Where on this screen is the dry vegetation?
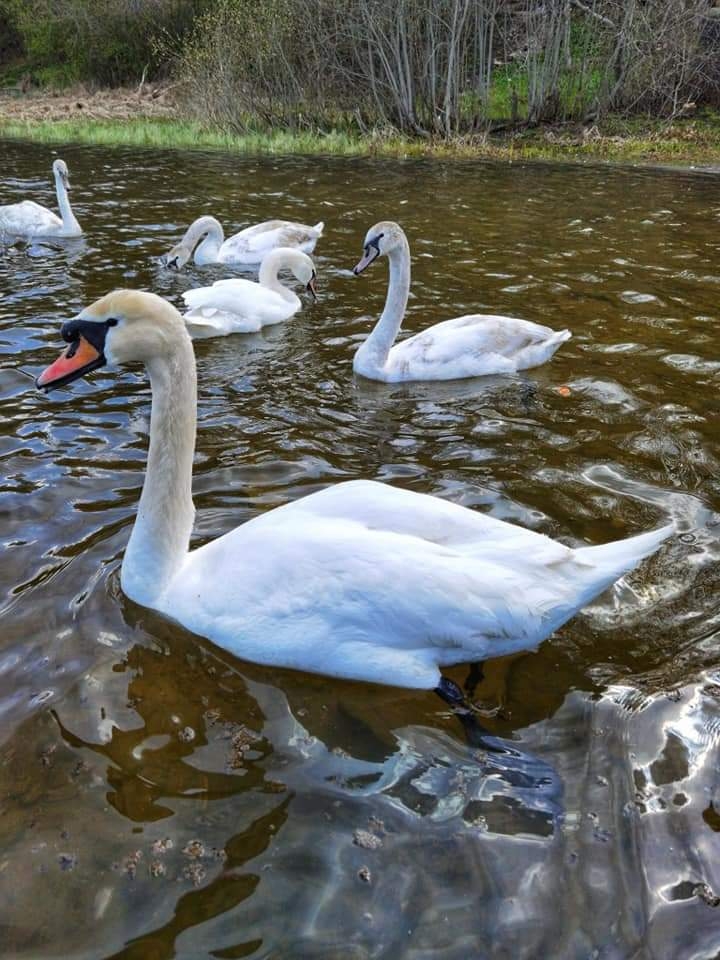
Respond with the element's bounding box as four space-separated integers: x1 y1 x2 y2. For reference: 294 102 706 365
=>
1 0 720 160
171 0 720 136
0 84 177 122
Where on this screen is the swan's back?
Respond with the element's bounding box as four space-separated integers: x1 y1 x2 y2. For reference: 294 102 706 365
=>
181 277 296 334
222 219 324 262
387 314 571 381
0 200 62 237
161 479 672 688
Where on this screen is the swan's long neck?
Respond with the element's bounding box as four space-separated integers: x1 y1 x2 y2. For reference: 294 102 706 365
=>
186 216 224 265
121 332 197 606
259 249 300 303
355 236 411 375
54 172 80 235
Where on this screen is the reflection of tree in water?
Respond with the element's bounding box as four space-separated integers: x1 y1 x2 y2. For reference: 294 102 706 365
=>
54 637 276 823
102 799 290 960
51 635 295 960
44 622 566 959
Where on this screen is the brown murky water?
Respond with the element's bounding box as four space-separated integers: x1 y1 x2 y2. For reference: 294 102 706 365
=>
1 139 720 959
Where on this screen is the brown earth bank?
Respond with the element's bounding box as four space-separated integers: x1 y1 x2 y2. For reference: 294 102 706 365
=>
2 84 720 168
0 83 178 122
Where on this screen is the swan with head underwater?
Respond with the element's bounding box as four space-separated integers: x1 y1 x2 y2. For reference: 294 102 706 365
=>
352 221 570 382
0 159 82 239
180 247 318 338
163 215 324 269
36 290 673 707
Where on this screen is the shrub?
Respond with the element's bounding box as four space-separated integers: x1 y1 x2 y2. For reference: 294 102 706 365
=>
0 0 205 87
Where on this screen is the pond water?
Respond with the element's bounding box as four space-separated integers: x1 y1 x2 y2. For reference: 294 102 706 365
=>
1 138 720 959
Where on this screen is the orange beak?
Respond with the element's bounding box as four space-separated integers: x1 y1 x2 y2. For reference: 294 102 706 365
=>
36 335 105 390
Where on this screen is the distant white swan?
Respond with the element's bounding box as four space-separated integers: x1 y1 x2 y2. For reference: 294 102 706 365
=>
163 215 324 268
0 159 82 239
181 248 317 338
353 221 570 382
36 290 673 698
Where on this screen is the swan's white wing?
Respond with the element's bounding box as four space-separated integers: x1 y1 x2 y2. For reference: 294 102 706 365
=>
220 220 323 263
386 314 571 381
161 480 670 689
182 310 262 337
182 278 296 334
0 201 63 238
165 514 555 689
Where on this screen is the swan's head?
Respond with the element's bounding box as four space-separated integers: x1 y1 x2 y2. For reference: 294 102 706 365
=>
36 290 188 391
353 221 405 274
288 250 318 300
162 242 192 270
162 217 221 270
52 159 70 191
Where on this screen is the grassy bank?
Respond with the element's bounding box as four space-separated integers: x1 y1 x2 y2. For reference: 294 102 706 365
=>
2 115 720 167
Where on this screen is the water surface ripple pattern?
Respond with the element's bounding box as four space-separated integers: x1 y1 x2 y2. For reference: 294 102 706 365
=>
1 140 719 959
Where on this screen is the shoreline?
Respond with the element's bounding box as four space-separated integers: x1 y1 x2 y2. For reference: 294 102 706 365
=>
2 90 720 168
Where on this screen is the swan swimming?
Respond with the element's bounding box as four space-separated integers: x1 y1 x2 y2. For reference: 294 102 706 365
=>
0 159 82 239
37 290 672 701
181 248 317 338
163 215 324 268
353 221 571 382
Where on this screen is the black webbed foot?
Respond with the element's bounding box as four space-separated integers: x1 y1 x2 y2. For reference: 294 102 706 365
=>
463 661 485 699
435 674 517 755
436 675 468 708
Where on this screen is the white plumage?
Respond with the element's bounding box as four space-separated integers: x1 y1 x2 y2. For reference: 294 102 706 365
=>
180 248 317 337
353 221 570 382
0 159 82 238
163 215 323 268
164 478 673 690
37 291 673 694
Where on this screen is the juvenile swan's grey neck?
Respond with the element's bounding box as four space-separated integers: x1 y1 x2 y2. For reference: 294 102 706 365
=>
121 332 197 606
355 234 411 376
185 216 224 265
55 170 80 235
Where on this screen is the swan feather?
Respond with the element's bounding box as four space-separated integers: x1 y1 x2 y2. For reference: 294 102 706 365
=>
158 479 672 689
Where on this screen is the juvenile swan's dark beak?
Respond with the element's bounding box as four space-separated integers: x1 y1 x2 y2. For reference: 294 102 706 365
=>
162 244 189 270
36 318 111 391
353 235 382 275
306 273 318 301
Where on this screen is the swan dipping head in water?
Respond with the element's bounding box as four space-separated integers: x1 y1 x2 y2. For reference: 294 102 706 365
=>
162 215 324 268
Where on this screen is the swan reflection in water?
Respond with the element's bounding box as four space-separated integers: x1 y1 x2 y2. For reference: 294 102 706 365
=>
15 607 720 959
44 626 561 960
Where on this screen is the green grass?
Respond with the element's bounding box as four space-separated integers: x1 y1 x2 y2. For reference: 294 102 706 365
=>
2 114 720 166
0 118 393 155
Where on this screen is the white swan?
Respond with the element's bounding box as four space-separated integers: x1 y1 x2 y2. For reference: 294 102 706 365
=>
0 159 82 239
352 221 571 382
181 248 317 338
163 215 324 268
36 290 672 696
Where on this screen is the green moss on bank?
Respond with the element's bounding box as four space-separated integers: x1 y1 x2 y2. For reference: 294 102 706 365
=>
2 115 720 167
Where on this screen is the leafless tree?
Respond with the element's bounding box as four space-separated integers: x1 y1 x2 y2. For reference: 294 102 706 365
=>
172 0 720 135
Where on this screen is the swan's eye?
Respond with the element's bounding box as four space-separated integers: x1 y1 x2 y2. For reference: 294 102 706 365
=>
367 233 384 254
106 318 118 327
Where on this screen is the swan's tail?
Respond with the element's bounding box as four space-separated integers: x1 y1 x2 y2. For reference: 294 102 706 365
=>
539 521 676 632
575 522 674 579
516 328 572 370
312 221 324 235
